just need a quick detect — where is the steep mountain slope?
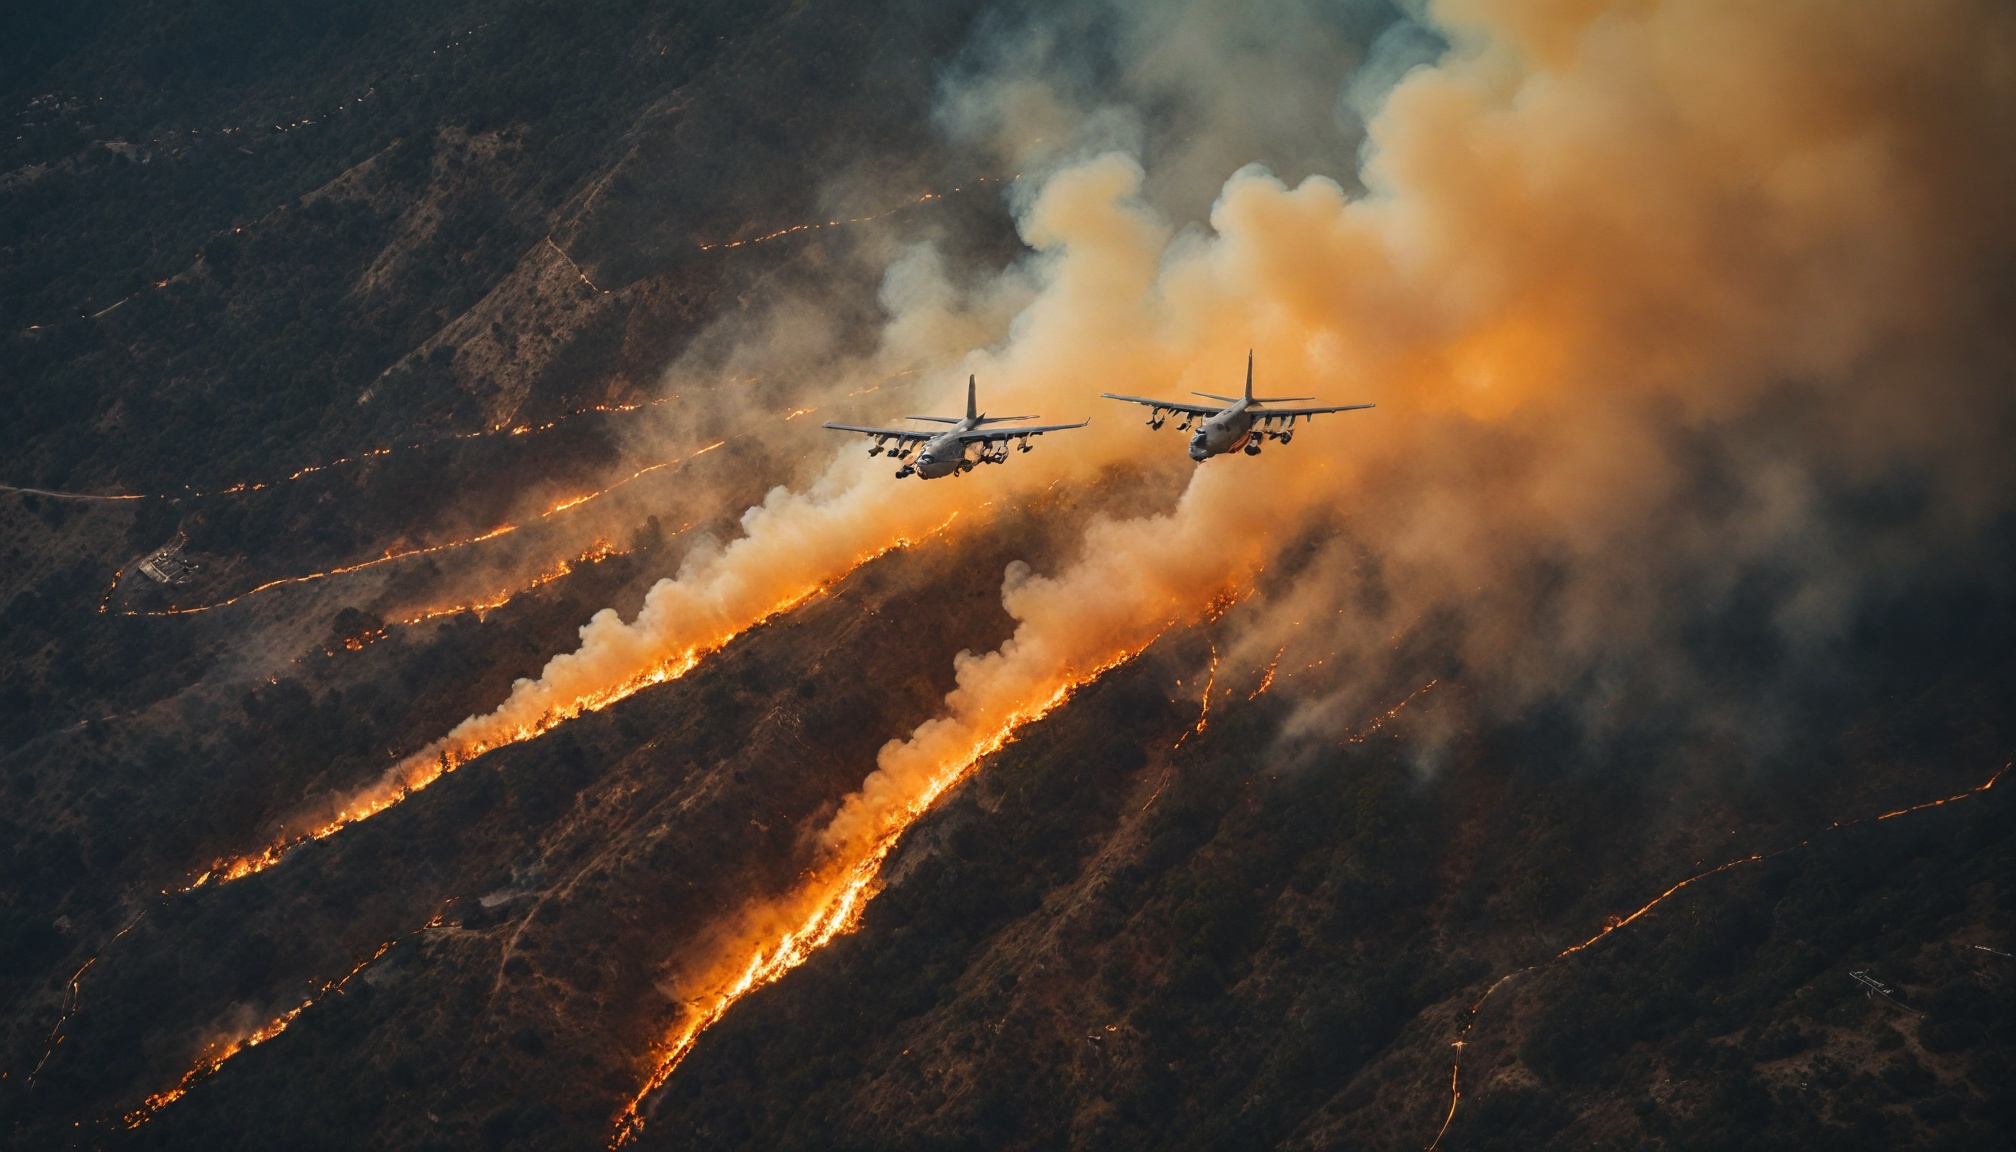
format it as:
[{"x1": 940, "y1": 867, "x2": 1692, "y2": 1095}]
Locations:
[{"x1": 4, "y1": 3, "x2": 2011, "y2": 1152}]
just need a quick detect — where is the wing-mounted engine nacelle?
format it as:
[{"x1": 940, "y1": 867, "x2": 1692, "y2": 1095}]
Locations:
[
  {"x1": 868, "y1": 437, "x2": 888, "y2": 457},
  {"x1": 1016, "y1": 436, "x2": 1033, "y2": 453},
  {"x1": 1147, "y1": 407, "x2": 1166, "y2": 430},
  {"x1": 1176, "y1": 415, "x2": 1196, "y2": 431}
]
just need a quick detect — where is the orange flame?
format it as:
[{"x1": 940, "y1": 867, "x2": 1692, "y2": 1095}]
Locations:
[
  {"x1": 127, "y1": 526, "x2": 520, "y2": 617},
  {"x1": 129, "y1": 442, "x2": 723, "y2": 618},
  {"x1": 119, "y1": 915, "x2": 435, "y2": 1129},
  {"x1": 1345, "y1": 679, "x2": 1438, "y2": 745},
  {"x1": 1247, "y1": 644, "x2": 1286, "y2": 700},
  {"x1": 184, "y1": 512, "x2": 963, "y2": 893},
  {"x1": 608, "y1": 643, "x2": 1146, "y2": 1147},
  {"x1": 331, "y1": 539, "x2": 641, "y2": 645},
  {"x1": 20, "y1": 397, "x2": 677, "y2": 506},
  {"x1": 695, "y1": 178, "x2": 1018, "y2": 251},
  {"x1": 1424, "y1": 762, "x2": 2008, "y2": 1150},
  {"x1": 1173, "y1": 642, "x2": 1219, "y2": 748}
]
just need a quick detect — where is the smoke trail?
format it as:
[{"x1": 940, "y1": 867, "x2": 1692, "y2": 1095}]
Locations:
[
  {"x1": 193, "y1": 463, "x2": 971, "y2": 886},
  {"x1": 813, "y1": 0, "x2": 2016, "y2": 965},
  {"x1": 592, "y1": 0, "x2": 2016, "y2": 1122}
]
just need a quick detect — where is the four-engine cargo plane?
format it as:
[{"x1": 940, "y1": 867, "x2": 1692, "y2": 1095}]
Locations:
[
  {"x1": 825, "y1": 376, "x2": 1089, "y2": 479},
  {"x1": 1103, "y1": 352, "x2": 1373, "y2": 461}
]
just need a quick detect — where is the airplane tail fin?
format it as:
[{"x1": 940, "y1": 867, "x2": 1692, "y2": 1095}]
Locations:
[
  {"x1": 1245, "y1": 350, "x2": 1253, "y2": 403},
  {"x1": 967, "y1": 375, "x2": 978, "y2": 422}
]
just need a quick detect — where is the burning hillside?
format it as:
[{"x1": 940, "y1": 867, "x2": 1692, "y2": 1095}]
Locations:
[{"x1": 3, "y1": 0, "x2": 2013, "y2": 1150}]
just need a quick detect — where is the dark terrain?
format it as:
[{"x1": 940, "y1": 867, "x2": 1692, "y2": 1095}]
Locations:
[{"x1": 3, "y1": 3, "x2": 2012, "y2": 1151}]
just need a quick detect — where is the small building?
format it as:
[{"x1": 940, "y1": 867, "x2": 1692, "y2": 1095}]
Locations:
[{"x1": 137, "y1": 533, "x2": 197, "y2": 584}]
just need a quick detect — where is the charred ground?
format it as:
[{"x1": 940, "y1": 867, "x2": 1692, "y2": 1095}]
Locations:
[{"x1": 3, "y1": 3, "x2": 2013, "y2": 1152}]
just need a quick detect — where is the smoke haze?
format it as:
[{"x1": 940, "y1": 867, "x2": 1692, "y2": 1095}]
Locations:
[
  {"x1": 315, "y1": 0, "x2": 2016, "y2": 874},
  {"x1": 841, "y1": 0, "x2": 2016, "y2": 838}
]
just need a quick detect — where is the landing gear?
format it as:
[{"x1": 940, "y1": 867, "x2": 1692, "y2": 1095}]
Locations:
[
  {"x1": 895, "y1": 465, "x2": 915, "y2": 478},
  {"x1": 1244, "y1": 441, "x2": 1262, "y2": 456}
]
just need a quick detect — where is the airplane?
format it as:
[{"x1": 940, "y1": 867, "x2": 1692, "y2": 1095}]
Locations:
[
  {"x1": 824, "y1": 375, "x2": 1089, "y2": 479},
  {"x1": 1102, "y1": 352, "x2": 1372, "y2": 462}
]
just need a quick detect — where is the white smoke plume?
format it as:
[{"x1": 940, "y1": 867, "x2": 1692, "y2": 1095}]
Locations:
[
  {"x1": 246, "y1": 0, "x2": 2014, "y2": 886},
  {"x1": 830, "y1": 0, "x2": 2016, "y2": 840}
]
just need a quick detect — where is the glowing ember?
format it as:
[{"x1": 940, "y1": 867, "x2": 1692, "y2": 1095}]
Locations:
[
  {"x1": 185, "y1": 512, "x2": 963, "y2": 892},
  {"x1": 120, "y1": 916, "x2": 435, "y2": 1130},
  {"x1": 14, "y1": 397, "x2": 676, "y2": 507},
  {"x1": 608, "y1": 644, "x2": 1148, "y2": 1147},
  {"x1": 1424, "y1": 763, "x2": 2008, "y2": 1150},
  {"x1": 1247, "y1": 644, "x2": 1286, "y2": 700},
  {"x1": 1344, "y1": 679, "x2": 1438, "y2": 745},
  {"x1": 1173, "y1": 643, "x2": 1219, "y2": 748},
  {"x1": 129, "y1": 442, "x2": 723, "y2": 618},
  {"x1": 694, "y1": 179, "x2": 1016, "y2": 253},
  {"x1": 546, "y1": 236, "x2": 610, "y2": 294},
  {"x1": 96, "y1": 567, "x2": 126, "y2": 614},
  {"x1": 335, "y1": 539, "x2": 642, "y2": 645},
  {"x1": 29, "y1": 914, "x2": 146, "y2": 1084},
  {"x1": 127, "y1": 526, "x2": 520, "y2": 617}
]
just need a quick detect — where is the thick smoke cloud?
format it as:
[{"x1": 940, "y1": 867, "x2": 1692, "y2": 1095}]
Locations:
[
  {"x1": 846, "y1": 0, "x2": 2016, "y2": 829},
  {"x1": 292, "y1": 0, "x2": 2014, "y2": 884},
  {"x1": 495, "y1": 0, "x2": 2016, "y2": 1099}
]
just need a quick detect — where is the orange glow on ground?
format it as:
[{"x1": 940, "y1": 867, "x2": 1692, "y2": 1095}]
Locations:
[
  {"x1": 1247, "y1": 644, "x2": 1286, "y2": 700},
  {"x1": 1173, "y1": 643, "x2": 1219, "y2": 748},
  {"x1": 119, "y1": 915, "x2": 437, "y2": 1130},
  {"x1": 28, "y1": 915, "x2": 146, "y2": 1084},
  {"x1": 18, "y1": 397, "x2": 677, "y2": 506},
  {"x1": 1344, "y1": 679, "x2": 1438, "y2": 745},
  {"x1": 607, "y1": 643, "x2": 1147, "y2": 1147},
  {"x1": 184, "y1": 513, "x2": 963, "y2": 893},
  {"x1": 1424, "y1": 763, "x2": 2008, "y2": 1150},
  {"x1": 128, "y1": 442, "x2": 723, "y2": 618},
  {"x1": 693, "y1": 179, "x2": 1015, "y2": 253},
  {"x1": 127, "y1": 526, "x2": 521, "y2": 617}
]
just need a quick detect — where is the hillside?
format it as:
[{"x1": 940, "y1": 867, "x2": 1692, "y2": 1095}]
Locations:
[{"x1": 4, "y1": 3, "x2": 2012, "y2": 1151}]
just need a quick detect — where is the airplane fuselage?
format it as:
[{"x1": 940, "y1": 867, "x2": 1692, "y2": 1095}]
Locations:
[
  {"x1": 910, "y1": 420, "x2": 981, "y2": 479},
  {"x1": 1189, "y1": 400, "x2": 1255, "y2": 461}
]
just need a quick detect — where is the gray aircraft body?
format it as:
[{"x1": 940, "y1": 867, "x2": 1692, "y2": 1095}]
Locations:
[
  {"x1": 825, "y1": 376, "x2": 1088, "y2": 479},
  {"x1": 1103, "y1": 352, "x2": 1372, "y2": 461}
]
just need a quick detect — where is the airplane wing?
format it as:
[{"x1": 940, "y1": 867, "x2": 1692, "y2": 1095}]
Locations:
[
  {"x1": 1250, "y1": 403, "x2": 1375, "y2": 420},
  {"x1": 958, "y1": 420, "x2": 1089, "y2": 443},
  {"x1": 1100, "y1": 393, "x2": 1222, "y2": 417},
  {"x1": 822, "y1": 422, "x2": 937, "y2": 447}
]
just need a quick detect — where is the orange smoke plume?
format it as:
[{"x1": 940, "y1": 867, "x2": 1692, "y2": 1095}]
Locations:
[
  {"x1": 190, "y1": 484, "x2": 968, "y2": 889},
  {"x1": 611, "y1": 643, "x2": 1148, "y2": 1145},
  {"x1": 600, "y1": 0, "x2": 2016, "y2": 1121}
]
